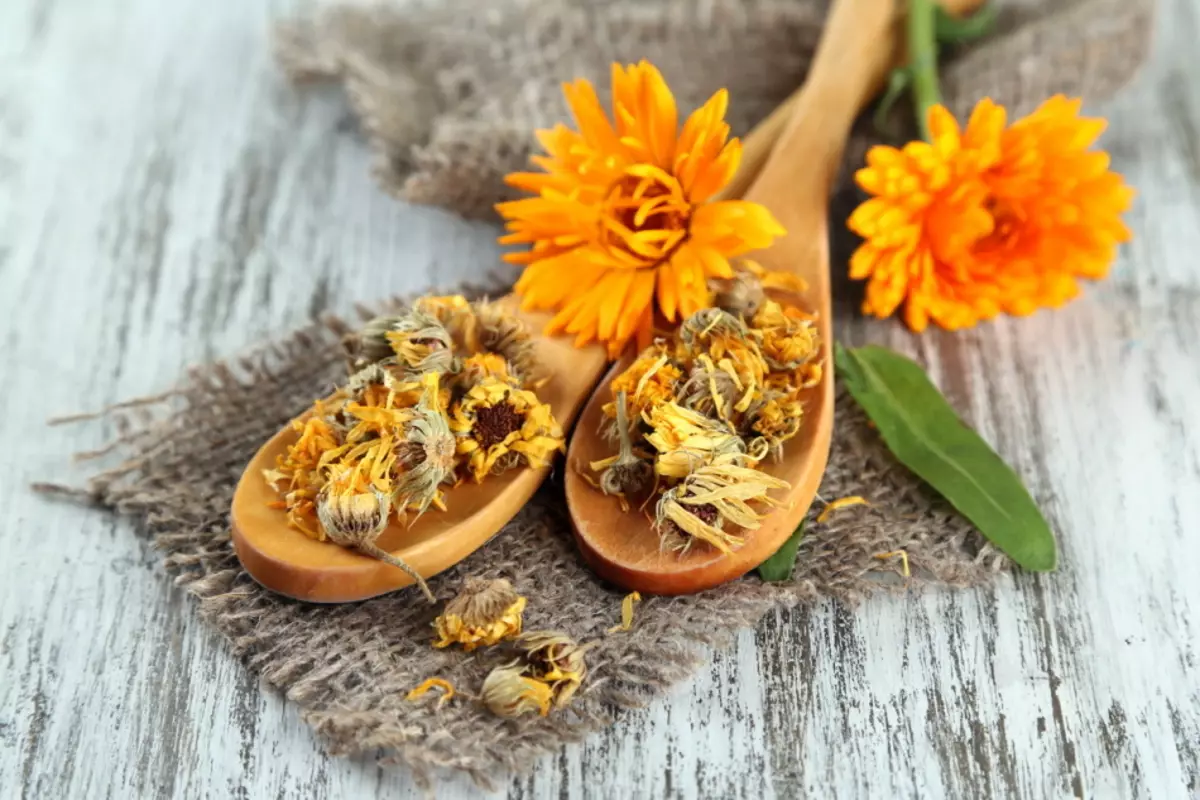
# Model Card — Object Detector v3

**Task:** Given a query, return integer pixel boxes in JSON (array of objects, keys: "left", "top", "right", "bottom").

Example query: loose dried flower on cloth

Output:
[
  {"left": 263, "top": 297, "right": 565, "bottom": 600},
  {"left": 587, "top": 264, "right": 821, "bottom": 555},
  {"left": 482, "top": 631, "right": 591, "bottom": 718}
]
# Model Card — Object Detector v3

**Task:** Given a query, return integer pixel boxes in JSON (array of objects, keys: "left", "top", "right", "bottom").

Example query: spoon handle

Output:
[{"left": 745, "top": 0, "right": 900, "bottom": 213}]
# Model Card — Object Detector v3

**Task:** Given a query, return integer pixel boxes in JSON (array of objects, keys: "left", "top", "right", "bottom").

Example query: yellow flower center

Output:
[{"left": 600, "top": 171, "right": 691, "bottom": 268}]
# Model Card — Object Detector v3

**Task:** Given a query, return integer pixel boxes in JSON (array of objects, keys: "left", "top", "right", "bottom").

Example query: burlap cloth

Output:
[{"left": 49, "top": 0, "right": 1152, "bottom": 789}]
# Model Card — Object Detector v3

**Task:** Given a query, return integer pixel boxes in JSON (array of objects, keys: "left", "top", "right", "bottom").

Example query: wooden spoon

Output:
[{"left": 566, "top": 0, "right": 918, "bottom": 595}]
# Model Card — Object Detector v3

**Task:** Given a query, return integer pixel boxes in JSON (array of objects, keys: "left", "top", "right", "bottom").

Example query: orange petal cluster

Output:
[
  {"left": 497, "top": 61, "right": 785, "bottom": 357},
  {"left": 848, "top": 96, "right": 1134, "bottom": 331}
]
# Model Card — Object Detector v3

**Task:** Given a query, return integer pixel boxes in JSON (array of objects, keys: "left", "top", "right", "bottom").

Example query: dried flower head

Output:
[
  {"left": 385, "top": 309, "right": 455, "bottom": 377},
  {"left": 518, "top": 630, "right": 590, "bottom": 709},
  {"left": 481, "top": 664, "right": 554, "bottom": 718},
  {"left": 498, "top": 60, "right": 786, "bottom": 356},
  {"left": 588, "top": 392, "right": 653, "bottom": 506},
  {"left": 457, "top": 352, "right": 517, "bottom": 389},
  {"left": 753, "top": 299, "right": 820, "bottom": 371},
  {"left": 315, "top": 475, "right": 435, "bottom": 602},
  {"left": 412, "top": 294, "right": 474, "bottom": 340},
  {"left": 433, "top": 577, "right": 527, "bottom": 651},
  {"left": 643, "top": 402, "right": 744, "bottom": 479},
  {"left": 654, "top": 457, "right": 789, "bottom": 554},
  {"left": 711, "top": 270, "right": 766, "bottom": 318},
  {"left": 343, "top": 314, "right": 404, "bottom": 371},
  {"left": 849, "top": 97, "right": 1133, "bottom": 331},
  {"left": 391, "top": 374, "right": 457, "bottom": 517},
  {"left": 467, "top": 300, "right": 538, "bottom": 383},
  {"left": 676, "top": 353, "right": 746, "bottom": 422},
  {"left": 450, "top": 377, "right": 565, "bottom": 481},
  {"left": 602, "top": 343, "right": 682, "bottom": 428},
  {"left": 747, "top": 391, "right": 804, "bottom": 459}
]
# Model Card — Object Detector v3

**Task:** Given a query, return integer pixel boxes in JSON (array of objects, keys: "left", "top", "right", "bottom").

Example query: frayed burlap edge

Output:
[{"left": 40, "top": 290, "right": 1006, "bottom": 789}]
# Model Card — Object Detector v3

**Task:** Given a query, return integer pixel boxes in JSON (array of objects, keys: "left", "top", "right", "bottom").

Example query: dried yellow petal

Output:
[
  {"left": 816, "top": 495, "right": 870, "bottom": 523},
  {"left": 406, "top": 677, "right": 455, "bottom": 708},
  {"left": 608, "top": 591, "right": 642, "bottom": 633}
]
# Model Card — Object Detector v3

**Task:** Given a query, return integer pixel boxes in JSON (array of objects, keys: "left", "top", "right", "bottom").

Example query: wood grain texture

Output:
[{"left": 0, "top": 0, "right": 1196, "bottom": 797}]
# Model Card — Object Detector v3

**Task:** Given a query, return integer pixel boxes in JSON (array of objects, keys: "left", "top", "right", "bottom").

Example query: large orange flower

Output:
[
  {"left": 497, "top": 61, "right": 785, "bottom": 356},
  {"left": 848, "top": 96, "right": 1134, "bottom": 331}
]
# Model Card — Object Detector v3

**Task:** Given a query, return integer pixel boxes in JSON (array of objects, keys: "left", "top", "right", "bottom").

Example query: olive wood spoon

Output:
[{"left": 566, "top": 0, "right": 910, "bottom": 595}]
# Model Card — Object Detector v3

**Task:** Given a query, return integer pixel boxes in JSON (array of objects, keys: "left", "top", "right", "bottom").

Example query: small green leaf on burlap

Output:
[
  {"left": 757, "top": 522, "right": 806, "bottom": 582},
  {"left": 835, "top": 343, "right": 1057, "bottom": 572}
]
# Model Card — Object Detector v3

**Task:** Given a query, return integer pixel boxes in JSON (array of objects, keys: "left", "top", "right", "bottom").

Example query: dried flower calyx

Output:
[
  {"left": 264, "top": 296, "right": 565, "bottom": 598},
  {"left": 481, "top": 631, "right": 591, "bottom": 718},
  {"left": 587, "top": 264, "right": 822, "bottom": 555},
  {"left": 433, "top": 577, "right": 527, "bottom": 651}
]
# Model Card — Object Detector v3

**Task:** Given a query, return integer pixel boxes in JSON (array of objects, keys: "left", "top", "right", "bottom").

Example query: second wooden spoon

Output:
[{"left": 566, "top": 0, "right": 909, "bottom": 595}]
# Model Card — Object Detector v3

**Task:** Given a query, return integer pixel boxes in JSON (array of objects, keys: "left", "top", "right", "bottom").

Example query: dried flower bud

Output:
[
  {"left": 457, "top": 352, "right": 517, "bottom": 389},
  {"left": 518, "top": 630, "right": 590, "bottom": 709},
  {"left": 316, "top": 480, "right": 435, "bottom": 602},
  {"left": 678, "top": 308, "right": 747, "bottom": 354},
  {"left": 711, "top": 270, "right": 766, "bottom": 318},
  {"left": 391, "top": 374, "right": 457, "bottom": 518},
  {"left": 433, "top": 577, "right": 527, "bottom": 651},
  {"left": 468, "top": 300, "right": 538, "bottom": 382},
  {"left": 676, "top": 354, "right": 745, "bottom": 422},
  {"left": 385, "top": 309, "right": 455, "bottom": 377},
  {"left": 481, "top": 664, "right": 554, "bottom": 718},
  {"left": 344, "top": 314, "right": 405, "bottom": 370},
  {"left": 589, "top": 392, "right": 652, "bottom": 505}
]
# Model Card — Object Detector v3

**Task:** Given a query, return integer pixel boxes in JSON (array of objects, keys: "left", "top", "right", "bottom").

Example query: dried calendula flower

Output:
[
  {"left": 413, "top": 294, "right": 474, "bottom": 339},
  {"left": 654, "top": 457, "right": 789, "bottom": 554},
  {"left": 588, "top": 392, "right": 653, "bottom": 507},
  {"left": 433, "top": 577, "right": 527, "bottom": 651},
  {"left": 711, "top": 270, "right": 766, "bottom": 318},
  {"left": 519, "top": 630, "right": 590, "bottom": 709},
  {"left": 390, "top": 373, "right": 457, "bottom": 517},
  {"left": 603, "top": 342, "right": 683, "bottom": 426},
  {"left": 344, "top": 314, "right": 405, "bottom": 371},
  {"left": 315, "top": 477, "right": 435, "bottom": 602},
  {"left": 644, "top": 402, "right": 744, "bottom": 479},
  {"left": 457, "top": 352, "right": 518, "bottom": 389},
  {"left": 481, "top": 664, "right": 554, "bottom": 718},
  {"left": 753, "top": 299, "right": 820, "bottom": 371},
  {"left": 677, "top": 354, "right": 746, "bottom": 422},
  {"left": 467, "top": 299, "right": 538, "bottom": 382},
  {"left": 747, "top": 390, "right": 804, "bottom": 459},
  {"left": 450, "top": 376, "right": 565, "bottom": 481},
  {"left": 385, "top": 309, "right": 455, "bottom": 377}
]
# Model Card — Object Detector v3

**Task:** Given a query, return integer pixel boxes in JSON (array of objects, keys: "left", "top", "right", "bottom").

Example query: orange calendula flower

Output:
[
  {"left": 848, "top": 96, "right": 1134, "bottom": 331},
  {"left": 498, "top": 61, "right": 785, "bottom": 356}
]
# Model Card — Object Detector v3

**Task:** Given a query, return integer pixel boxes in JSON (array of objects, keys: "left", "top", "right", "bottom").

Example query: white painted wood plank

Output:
[{"left": 0, "top": 0, "right": 1196, "bottom": 798}]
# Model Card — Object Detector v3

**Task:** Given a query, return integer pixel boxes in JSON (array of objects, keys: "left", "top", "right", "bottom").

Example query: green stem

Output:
[{"left": 907, "top": 0, "right": 942, "bottom": 142}]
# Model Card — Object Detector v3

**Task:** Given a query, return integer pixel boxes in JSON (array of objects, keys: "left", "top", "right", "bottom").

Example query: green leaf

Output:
[
  {"left": 757, "top": 522, "right": 806, "bottom": 582},
  {"left": 935, "top": 3, "right": 999, "bottom": 44},
  {"left": 873, "top": 67, "right": 912, "bottom": 138},
  {"left": 834, "top": 343, "right": 1057, "bottom": 571}
]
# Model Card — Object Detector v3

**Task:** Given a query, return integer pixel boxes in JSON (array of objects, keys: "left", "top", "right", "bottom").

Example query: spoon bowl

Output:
[{"left": 231, "top": 302, "right": 607, "bottom": 603}]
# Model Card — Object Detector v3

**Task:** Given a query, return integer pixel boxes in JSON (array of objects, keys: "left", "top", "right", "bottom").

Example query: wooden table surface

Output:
[{"left": 2, "top": 0, "right": 1197, "bottom": 797}]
